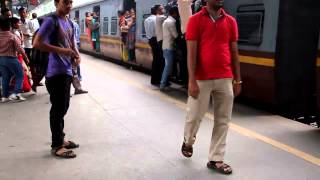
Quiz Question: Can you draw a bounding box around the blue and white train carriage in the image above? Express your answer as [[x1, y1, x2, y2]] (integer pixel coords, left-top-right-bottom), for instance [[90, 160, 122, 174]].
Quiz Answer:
[[70, 0, 320, 123]]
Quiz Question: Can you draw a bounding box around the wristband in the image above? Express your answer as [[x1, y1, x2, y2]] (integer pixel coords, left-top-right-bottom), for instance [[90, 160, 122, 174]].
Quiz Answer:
[[233, 80, 243, 85]]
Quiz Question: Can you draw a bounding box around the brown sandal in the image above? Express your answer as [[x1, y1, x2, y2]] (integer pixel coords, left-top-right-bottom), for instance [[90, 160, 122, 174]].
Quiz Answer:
[[207, 161, 233, 174], [51, 147, 76, 159], [181, 142, 193, 158], [63, 140, 79, 149]]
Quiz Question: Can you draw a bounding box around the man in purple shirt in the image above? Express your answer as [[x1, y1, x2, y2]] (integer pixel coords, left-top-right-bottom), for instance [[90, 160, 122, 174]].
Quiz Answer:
[[34, 0, 80, 159]]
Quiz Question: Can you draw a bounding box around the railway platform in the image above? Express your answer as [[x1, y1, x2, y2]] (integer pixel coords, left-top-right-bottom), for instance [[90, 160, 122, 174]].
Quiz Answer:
[[0, 54, 319, 180]]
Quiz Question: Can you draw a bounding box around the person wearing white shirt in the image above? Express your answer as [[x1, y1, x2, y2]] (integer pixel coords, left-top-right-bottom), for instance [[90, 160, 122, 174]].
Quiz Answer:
[[145, 7, 163, 85], [160, 6, 179, 90], [31, 13, 40, 31], [155, 5, 166, 43], [18, 7, 35, 60]]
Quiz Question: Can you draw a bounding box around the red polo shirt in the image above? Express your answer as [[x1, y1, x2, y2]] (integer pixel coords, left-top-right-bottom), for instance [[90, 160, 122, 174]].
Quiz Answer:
[[186, 8, 238, 80]]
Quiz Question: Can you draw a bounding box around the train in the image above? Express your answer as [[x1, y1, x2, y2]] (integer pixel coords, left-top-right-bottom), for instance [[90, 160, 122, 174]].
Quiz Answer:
[[69, 0, 320, 124]]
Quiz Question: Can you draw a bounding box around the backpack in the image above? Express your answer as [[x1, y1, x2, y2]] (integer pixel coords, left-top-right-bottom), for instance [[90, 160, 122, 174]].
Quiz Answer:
[[31, 14, 74, 76]]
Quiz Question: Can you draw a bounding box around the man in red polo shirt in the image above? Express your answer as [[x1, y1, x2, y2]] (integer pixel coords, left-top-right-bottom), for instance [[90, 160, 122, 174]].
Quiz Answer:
[[181, 0, 241, 175]]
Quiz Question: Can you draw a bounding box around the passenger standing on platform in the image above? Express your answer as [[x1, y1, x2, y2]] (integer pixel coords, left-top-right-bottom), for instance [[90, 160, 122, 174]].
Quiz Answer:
[[30, 18, 49, 92], [155, 5, 166, 51], [72, 18, 82, 81], [181, 0, 241, 174], [145, 7, 161, 86], [0, 17, 28, 102], [177, 0, 193, 86], [71, 17, 88, 95], [1, 8, 12, 18], [33, 0, 80, 158], [160, 6, 179, 91], [19, 7, 36, 61], [155, 5, 166, 85], [11, 17, 32, 93], [31, 13, 40, 31]]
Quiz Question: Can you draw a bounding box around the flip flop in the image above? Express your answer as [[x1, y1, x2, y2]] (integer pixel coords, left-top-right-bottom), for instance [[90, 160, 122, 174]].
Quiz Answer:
[[207, 161, 233, 175], [181, 142, 193, 158], [51, 147, 76, 159], [63, 140, 79, 149]]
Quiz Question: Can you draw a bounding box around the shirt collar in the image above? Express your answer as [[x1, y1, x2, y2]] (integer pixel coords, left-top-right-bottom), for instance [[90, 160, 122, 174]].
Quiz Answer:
[[200, 7, 226, 17], [168, 16, 176, 22]]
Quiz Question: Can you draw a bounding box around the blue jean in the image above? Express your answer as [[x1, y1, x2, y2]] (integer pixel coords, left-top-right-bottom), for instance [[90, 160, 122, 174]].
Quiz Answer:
[[0, 56, 23, 97], [160, 49, 174, 88]]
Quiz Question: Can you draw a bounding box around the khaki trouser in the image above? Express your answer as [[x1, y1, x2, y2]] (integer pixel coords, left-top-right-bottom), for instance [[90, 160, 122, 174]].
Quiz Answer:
[[184, 78, 234, 161]]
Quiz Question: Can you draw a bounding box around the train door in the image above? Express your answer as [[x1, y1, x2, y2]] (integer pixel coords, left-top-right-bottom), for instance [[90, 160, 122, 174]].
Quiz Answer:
[[275, 0, 320, 123]]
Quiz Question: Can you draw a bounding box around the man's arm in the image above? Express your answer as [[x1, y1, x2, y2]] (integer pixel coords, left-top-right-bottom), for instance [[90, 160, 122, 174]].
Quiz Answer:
[[230, 42, 242, 96], [14, 36, 29, 64], [33, 34, 78, 59], [169, 21, 179, 39], [230, 42, 241, 81], [187, 40, 199, 98]]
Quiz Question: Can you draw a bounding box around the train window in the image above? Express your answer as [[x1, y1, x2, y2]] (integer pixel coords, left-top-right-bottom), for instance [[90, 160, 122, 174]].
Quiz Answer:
[[111, 16, 118, 35], [236, 4, 265, 46], [141, 14, 151, 38], [81, 19, 85, 34], [103, 17, 109, 35]]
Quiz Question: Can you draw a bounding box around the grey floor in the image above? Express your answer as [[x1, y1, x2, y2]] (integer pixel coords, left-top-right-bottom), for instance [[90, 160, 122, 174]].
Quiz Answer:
[[0, 54, 319, 180]]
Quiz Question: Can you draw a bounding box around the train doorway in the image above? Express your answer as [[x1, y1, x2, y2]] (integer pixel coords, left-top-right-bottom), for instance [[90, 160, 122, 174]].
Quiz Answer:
[[275, 0, 320, 123]]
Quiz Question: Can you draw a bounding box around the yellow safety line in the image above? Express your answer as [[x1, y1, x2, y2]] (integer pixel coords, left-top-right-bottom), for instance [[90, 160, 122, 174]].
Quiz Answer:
[[239, 55, 275, 67], [317, 58, 320, 67], [88, 59, 320, 167]]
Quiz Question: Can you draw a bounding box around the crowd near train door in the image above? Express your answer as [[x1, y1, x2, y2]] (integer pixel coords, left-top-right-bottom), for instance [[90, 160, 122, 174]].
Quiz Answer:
[[119, 0, 137, 63]]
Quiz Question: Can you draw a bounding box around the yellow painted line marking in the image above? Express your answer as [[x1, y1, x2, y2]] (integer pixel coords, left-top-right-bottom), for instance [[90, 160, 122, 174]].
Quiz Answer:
[[87, 56, 320, 167], [317, 58, 320, 67], [239, 55, 275, 67]]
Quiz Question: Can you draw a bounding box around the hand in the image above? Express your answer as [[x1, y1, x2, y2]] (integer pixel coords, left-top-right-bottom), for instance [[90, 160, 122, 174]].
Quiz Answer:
[[233, 83, 242, 97], [188, 80, 200, 99], [73, 57, 81, 66], [24, 57, 30, 65], [60, 48, 79, 59]]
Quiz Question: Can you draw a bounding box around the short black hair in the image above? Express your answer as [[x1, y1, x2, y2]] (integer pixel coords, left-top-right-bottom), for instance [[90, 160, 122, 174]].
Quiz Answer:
[[1, 7, 10, 15], [154, 5, 162, 12], [168, 6, 179, 16], [11, 17, 20, 27], [151, 7, 156, 15], [18, 7, 26, 13], [0, 16, 11, 31], [32, 13, 37, 19]]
